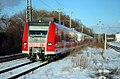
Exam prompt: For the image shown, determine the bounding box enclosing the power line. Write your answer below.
[40,0,52,9]
[54,0,74,28]
[104,24,120,32]
[0,7,17,17]
[55,0,62,7]
[55,0,70,12]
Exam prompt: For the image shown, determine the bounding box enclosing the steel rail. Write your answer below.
[0,61,32,74]
[8,61,49,79]
[0,54,27,63]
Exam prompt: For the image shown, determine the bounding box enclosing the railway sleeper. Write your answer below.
[29,50,71,62]
[29,52,45,62]
[45,54,59,62]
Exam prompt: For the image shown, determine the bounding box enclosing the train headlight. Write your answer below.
[47,42,52,46]
[24,42,27,47]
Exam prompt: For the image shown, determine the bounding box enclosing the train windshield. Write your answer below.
[29,30,47,37]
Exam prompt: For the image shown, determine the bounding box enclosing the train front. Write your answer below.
[28,21,49,61]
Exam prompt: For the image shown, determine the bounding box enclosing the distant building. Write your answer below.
[115,33,120,42]
[106,34,115,42]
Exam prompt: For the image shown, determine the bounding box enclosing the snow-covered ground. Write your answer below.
[18,47,120,79]
[0,42,120,79]
[108,42,120,47]
[0,58,30,71]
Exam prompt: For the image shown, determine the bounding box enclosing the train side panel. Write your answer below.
[54,25,65,54]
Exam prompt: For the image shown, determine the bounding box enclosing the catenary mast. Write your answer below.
[26,0,32,22]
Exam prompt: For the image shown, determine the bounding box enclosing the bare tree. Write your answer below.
[0,15,10,32]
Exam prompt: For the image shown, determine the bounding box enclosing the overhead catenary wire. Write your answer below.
[39,0,74,20]
[104,24,120,33]
[55,0,70,12]
[54,0,74,28]
[40,0,53,9]
[54,0,75,20]
[39,0,65,24]
[55,0,61,6]
[1,7,17,16]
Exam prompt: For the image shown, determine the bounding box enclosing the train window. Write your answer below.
[29,31,47,36]
[61,31,64,41]
[65,33,70,42]
[56,27,65,42]
[29,22,49,26]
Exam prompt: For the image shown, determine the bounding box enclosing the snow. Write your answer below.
[0,58,30,71]
[106,48,120,60]
[0,53,22,59]
[19,57,89,79]
[18,46,120,79]
[0,42,120,79]
[108,42,120,47]
[0,62,44,79]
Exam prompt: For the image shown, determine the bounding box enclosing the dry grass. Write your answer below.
[71,55,88,69]
[89,40,109,49]
[69,47,86,57]
[61,67,70,72]
[79,56,87,69]
[70,39,106,69]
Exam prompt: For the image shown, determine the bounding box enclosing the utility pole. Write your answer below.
[57,8,64,24]
[97,20,104,42]
[26,0,32,22]
[62,12,73,28]
[39,8,64,24]
[0,9,1,16]
[104,33,107,63]
[81,24,83,33]
[78,19,83,32]
[69,12,73,28]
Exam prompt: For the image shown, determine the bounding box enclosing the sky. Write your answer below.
[0,0,120,34]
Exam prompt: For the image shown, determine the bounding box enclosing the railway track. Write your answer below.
[0,40,95,79]
[0,53,27,63]
[107,44,120,52]
[0,50,70,79]
[0,61,32,74]
[0,60,48,79]
[8,61,48,79]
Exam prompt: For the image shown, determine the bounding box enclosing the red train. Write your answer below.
[22,18,90,61]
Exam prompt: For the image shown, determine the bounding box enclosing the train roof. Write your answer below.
[55,22,93,37]
[55,22,92,36]
[32,17,64,25]
[30,17,92,37]
[55,22,76,32]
